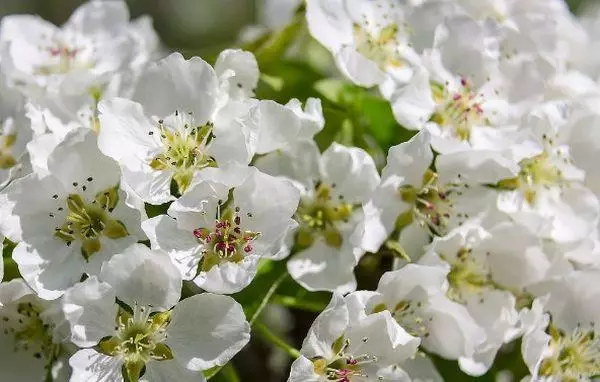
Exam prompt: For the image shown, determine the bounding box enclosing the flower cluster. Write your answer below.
[1,0,600,381]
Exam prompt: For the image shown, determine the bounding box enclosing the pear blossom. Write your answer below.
[495,102,600,244]
[363,264,485,364]
[142,165,299,294]
[1,128,143,300]
[354,130,514,259]
[522,271,600,381]
[63,243,250,381]
[288,292,420,382]
[305,0,420,88]
[0,278,71,381]
[0,0,157,97]
[419,221,555,375]
[98,51,262,203]
[257,141,380,293]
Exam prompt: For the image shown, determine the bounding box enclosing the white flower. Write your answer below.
[523,271,600,381]
[288,292,420,382]
[305,0,419,88]
[98,52,258,203]
[419,222,552,376]
[257,141,380,293]
[364,263,485,363]
[142,164,299,294]
[354,130,512,259]
[63,244,250,382]
[495,102,600,245]
[0,0,155,96]
[2,128,143,300]
[0,278,70,381]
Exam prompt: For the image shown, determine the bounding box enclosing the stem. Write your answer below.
[249,271,288,325]
[254,321,301,359]
[272,295,327,312]
[221,363,241,382]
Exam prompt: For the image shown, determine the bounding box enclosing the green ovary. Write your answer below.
[296,183,353,249]
[150,121,217,194]
[99,308,173,381]
[54,187,128,260]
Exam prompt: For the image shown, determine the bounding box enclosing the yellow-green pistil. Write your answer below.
[497,152,564,204]
[53,187,128,260]
[397,169,456,236]
[2,301,62,371]
[99,306,173,382]
[354,23,403,70]
[149,117,217,195]
[0,133,17,169]
[430,78,488,142]
[539,325,600,381]
[296,182,354,249]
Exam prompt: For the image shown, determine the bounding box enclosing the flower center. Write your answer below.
[35,40,90,75]
[296,182,354,249]
[53,187,129,260]
[497,152,565,205]
[398,170,457,236]
[353,23,403,70]
[193,206,260,272]
[1,301,61,368]
[430,78,488,142]
[99,305,173,381]
[442,247,492,304]
[0,132,17,170]
[373,301,430,339]
[539,326,600,381]
[313,337,379,382]
[149,114,217,194]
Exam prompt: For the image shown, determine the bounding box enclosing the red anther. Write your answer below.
[216,222,224,229]
[461,78,467,86]
[228,244,236,253]
[193,228,208,239]
[234,227,241,234]
[347,359,358,365]
[216,242,226,251]
[234,216,241,225]
[244,245,253,253]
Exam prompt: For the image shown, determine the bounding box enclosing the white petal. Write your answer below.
[215,49,259,99]
[321,143,380,204]
[98,98,157,164]
[335,46,386,87]
[288,241,358,293]
[69,348,123,382]
[249,100,302,154]
[194,256,260,295]
[62,276,117,347]
[100,244,182,311]
[301,292,349,360]
[287,356,321,382]
[166,293,250,371]
[141,215,201,281]
[133,53,219,124]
